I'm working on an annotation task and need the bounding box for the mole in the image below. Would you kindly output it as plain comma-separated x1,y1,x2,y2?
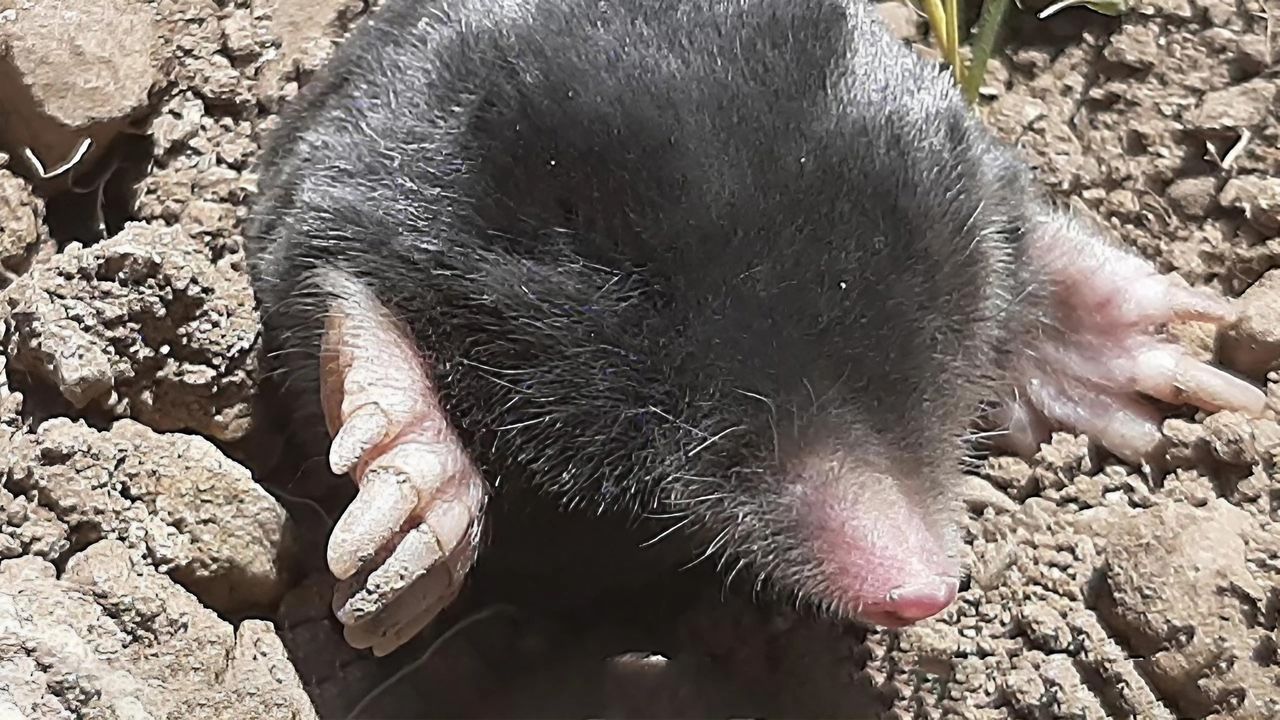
244,0,1266,656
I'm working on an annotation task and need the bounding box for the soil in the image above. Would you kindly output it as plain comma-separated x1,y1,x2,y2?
0,0,1276,718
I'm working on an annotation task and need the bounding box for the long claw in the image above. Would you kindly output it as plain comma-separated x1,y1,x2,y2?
1025,375,1164,465
341,526,479,654
1133,345,1268,415
367,537,480,657
1091,402,1166,465
328,467,418,580
369,585,462,657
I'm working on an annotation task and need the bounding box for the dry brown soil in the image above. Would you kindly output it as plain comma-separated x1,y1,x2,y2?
0,0,1277,718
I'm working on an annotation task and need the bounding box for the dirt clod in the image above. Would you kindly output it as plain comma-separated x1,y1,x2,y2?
3,417,297,614
1222,269,1280,380
0,540,316,719
1221,175,1280,234
4,222,260,441
0,168,46,280
1097,501,1277,719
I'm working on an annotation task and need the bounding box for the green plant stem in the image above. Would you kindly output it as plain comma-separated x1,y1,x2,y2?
920,0,951,58
961,0,1011,103
945,0,965,86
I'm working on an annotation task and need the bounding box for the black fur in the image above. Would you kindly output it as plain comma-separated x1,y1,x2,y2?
246,0,1044,612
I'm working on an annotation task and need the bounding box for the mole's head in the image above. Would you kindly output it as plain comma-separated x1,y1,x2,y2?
579,85,1032,631
468,111,1032,629
626,174,1016,627
455,1,1034,628
633,151,1030,627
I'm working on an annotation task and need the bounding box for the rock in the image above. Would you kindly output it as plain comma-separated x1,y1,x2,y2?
982,456,1037,501
4,417,298,614
1185,79,1277,133
0,169,45,279
226,621,324,720
1200,411,1280,466
0,540,317,719
1104,25,1161,69
0,484,69,564
1221,269,1280,380
1219,175,1280,233
0,0,164,192
4,222,259,441
1001,652,1109,719
1096,502,1274,718
873,1,922,43
1165,176,1218,218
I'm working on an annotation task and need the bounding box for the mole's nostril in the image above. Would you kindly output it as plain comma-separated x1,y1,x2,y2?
883,578,959,622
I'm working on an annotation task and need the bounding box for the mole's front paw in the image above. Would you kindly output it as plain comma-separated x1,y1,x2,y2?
998,210,1267,465
319,274,487,656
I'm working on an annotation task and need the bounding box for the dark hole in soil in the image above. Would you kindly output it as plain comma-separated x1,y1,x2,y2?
40,132,154,244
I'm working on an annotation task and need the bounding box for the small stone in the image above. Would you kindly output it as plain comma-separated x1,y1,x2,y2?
1165,176,1218,218
1220,175,1280,233
1202,412,1261,465
1221,270,1280,380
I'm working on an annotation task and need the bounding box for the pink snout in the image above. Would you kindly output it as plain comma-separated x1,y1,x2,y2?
857,577,959,627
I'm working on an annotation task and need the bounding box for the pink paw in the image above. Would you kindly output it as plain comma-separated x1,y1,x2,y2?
998,210,1267,465
318,272,487,656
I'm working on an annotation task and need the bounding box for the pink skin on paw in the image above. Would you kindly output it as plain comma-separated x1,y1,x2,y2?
1003,209,1267,464
317,272,488,655
794,457,960,627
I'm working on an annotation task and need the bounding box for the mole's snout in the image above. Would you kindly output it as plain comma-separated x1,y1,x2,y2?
860,577,959,627
791,457,962,629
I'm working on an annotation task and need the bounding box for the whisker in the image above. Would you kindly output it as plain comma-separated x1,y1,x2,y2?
639,514,695,547
666,492,731,506
680,525,732,571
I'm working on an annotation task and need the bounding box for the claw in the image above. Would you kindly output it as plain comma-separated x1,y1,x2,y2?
328,467,418,579
1023,372,1165,465
1134,345,1268,415
367,536,480,657
1161,279,1237,325
329,402,391,474
340,535,476,655
1010,207,1263,467
1093,400,1166,465
344,567,451,651
337,523,448,631
315,270,489,654
369,582,462,657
